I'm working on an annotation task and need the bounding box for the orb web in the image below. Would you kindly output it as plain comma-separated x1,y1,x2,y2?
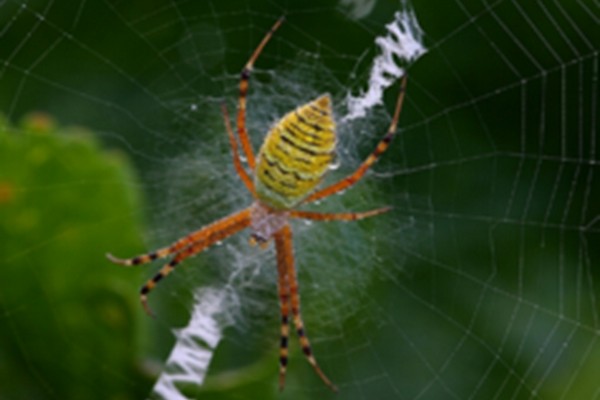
0,0,598,399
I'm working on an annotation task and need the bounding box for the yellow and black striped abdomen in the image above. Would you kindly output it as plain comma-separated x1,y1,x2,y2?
255,95,336,209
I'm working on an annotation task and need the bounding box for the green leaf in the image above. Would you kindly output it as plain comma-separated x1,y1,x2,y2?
0,113,152,399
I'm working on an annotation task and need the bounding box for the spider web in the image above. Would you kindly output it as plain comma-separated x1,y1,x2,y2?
1,0,598,399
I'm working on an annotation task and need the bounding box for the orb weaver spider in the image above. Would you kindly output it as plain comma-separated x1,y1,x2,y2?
107,17,407,392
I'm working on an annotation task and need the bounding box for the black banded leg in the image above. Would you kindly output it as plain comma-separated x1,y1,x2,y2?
290,294,338,392
279,305,290,391
277,224,337,392
112,209,253,317
236,16,285,170
139,258,180,317
107,209,254,268
107,249,161,267
221,103,255,195
107,234,200,267
303,74,408,204
275,226,292,391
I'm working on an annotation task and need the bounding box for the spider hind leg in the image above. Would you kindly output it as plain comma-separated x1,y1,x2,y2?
275,225,338,392
275,238,291,390
290,283,338,392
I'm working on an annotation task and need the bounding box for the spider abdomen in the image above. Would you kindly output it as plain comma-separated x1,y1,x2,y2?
255,95,336,209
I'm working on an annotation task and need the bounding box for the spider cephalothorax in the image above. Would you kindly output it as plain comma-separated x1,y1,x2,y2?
108,17,407,392
249,201,288,245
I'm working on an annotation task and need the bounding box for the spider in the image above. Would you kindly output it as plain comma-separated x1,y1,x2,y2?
107,17,407,392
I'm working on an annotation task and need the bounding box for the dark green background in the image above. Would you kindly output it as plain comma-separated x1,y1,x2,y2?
1,1,598,399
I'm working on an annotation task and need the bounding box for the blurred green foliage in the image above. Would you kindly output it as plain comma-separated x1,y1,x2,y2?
0,114,151,399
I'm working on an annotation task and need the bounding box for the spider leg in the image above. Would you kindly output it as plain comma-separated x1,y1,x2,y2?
289,206,391,222
107,208,252,267
304,75,408,204
237,16,285,170
221,103,256,196
137,208,252,316
274,228,291,391
276,224,338,392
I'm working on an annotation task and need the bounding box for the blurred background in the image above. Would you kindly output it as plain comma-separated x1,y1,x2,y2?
0,0,598,399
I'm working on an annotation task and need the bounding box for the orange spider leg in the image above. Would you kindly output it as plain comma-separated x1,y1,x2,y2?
107,208,251,315
276,224,338,392
304,75,408,204
106,208,252,267
274,228,291,391
237,16,285,170
289,206,391,222
136,208,252,316
221,103,256,196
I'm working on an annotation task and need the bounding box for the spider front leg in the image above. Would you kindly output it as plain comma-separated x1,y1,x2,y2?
221,103,255,196
275,224,338,392
108,208,252,316
107,208,252,267
304,75,408,204
236,16,284,170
